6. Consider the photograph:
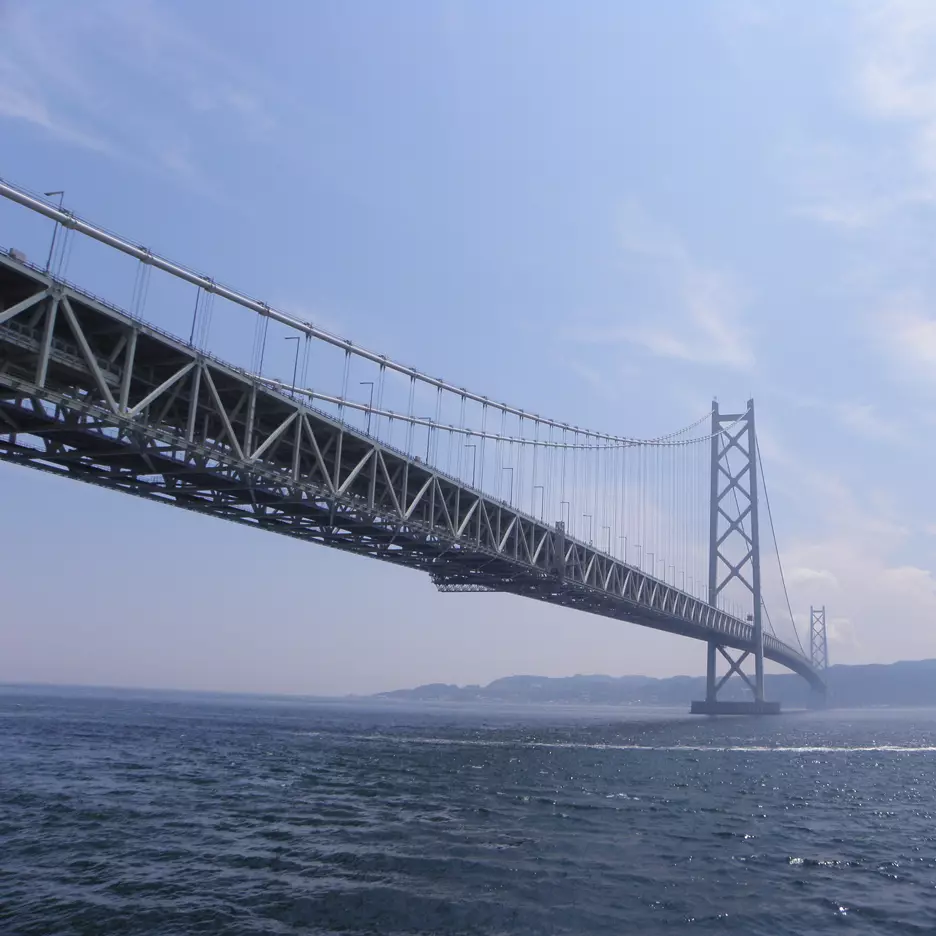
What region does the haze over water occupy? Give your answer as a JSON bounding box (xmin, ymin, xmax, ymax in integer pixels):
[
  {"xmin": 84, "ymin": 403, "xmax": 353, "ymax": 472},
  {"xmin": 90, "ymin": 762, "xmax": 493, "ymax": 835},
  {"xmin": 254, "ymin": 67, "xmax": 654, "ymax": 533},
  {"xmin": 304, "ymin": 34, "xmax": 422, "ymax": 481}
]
[{"xmin": 1, "ymin": 689, "xmax": 934, "ymax": 934}]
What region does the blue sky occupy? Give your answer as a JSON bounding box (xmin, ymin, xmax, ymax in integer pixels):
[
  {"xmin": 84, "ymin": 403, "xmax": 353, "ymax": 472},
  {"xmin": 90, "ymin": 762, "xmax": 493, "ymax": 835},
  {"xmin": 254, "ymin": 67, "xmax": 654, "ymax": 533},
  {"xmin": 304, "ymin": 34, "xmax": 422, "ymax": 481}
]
[{"xmin": 0, "ymin": 0, "xmax": 934, "ymax": 694}]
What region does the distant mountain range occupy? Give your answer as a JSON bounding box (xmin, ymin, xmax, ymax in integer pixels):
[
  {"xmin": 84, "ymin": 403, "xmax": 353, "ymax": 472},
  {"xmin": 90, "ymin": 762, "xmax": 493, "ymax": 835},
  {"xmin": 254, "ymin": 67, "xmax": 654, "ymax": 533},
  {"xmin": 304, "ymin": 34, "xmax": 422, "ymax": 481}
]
[{"xmin": 378, "ymin": 659, "xmax": 936, "ymax": 708}]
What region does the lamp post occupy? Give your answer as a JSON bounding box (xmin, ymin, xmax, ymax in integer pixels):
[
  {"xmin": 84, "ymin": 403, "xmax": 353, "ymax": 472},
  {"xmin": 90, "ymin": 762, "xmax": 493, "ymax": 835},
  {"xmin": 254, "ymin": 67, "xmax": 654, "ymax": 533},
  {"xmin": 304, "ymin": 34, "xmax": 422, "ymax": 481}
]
[
  {"xmin": 503, "ymin": 466, "xmax": 513, "ymax": 506},
  {"xmin": 533, "ymin": 485, "xmax": 545, "ymax": 520},
  {"xmin": 603, "ymin": 525, "xmax": 611, "ymax": 554},
  {"xmin": 284, "ymin": 336, "xmax": 300, "ymax": 398},
  {"xmin": 416, "ymin": 416, "xmax": 433, "ymax": 461},
  {"xmin": 44, "ymin": 190, "xmax": 64, "ymax": 273},
  {"xmin": 465, "ymin": 443, "xmax": 477, "ymax": 486},
  {"xmin": 583, "ymin": 513, "xmax": 593, "ymax": 544},
  {"xmin": 360, "ymin": 381, "xmax": 374, "ymax": 435}
]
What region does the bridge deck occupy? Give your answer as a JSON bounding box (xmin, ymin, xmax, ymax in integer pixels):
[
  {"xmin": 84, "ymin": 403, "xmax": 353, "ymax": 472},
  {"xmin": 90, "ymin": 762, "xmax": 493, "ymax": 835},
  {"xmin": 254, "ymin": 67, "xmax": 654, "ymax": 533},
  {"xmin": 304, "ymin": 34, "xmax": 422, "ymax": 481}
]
[{"xmin": 0, "ymin": 250, "xmax": 823, "ymax": 690}]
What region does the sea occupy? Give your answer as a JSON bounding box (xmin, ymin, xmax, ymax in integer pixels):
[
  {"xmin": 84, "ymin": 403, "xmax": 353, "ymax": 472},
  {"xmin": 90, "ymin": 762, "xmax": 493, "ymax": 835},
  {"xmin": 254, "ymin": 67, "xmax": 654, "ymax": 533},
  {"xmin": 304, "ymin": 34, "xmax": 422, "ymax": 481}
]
[{"xmin": 1, "ymin": 687, "xmax": 934, "ymax": 935}]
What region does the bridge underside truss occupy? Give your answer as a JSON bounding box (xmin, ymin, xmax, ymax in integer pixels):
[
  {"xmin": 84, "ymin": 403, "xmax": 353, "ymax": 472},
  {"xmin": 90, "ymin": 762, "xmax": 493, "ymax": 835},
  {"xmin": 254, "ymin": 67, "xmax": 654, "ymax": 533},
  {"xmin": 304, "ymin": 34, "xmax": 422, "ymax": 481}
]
[{"xmin": 0, "ymin": 252, "xmax": 823, "ymax": 690}]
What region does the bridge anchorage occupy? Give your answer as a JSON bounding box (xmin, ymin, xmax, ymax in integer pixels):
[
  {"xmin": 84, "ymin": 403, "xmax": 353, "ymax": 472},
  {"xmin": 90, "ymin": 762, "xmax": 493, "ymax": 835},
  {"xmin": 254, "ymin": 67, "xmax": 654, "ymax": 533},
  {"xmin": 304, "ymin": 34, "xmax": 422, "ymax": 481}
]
[{"xmin": 0, "ymin": 177, "xmax": 826, "ymax": 711}]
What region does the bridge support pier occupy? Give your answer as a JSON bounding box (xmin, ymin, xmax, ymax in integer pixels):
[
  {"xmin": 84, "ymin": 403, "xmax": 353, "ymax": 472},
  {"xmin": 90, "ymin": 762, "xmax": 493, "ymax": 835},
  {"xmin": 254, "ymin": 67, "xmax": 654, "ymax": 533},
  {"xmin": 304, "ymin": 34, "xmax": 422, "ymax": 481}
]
[
  {"xmin": 706, "ymin": 639, "xmax": 716, "ymax": 703},
  {"xmin": 690, "ymin": 640, "xmax": 781, "ymax": 714},
  {"xmin": 691, "ymin": 399, "xmax": 780, "ymax": 716}
]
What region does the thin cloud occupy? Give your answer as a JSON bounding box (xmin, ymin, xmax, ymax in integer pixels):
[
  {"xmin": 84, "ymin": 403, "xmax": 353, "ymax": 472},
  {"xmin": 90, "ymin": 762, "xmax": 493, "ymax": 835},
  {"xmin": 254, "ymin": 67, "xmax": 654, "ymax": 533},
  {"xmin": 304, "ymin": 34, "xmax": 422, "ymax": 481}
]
[
  {"xmin": 771, "ymin": 386, "xmax": 909, "ymax": 444},
  {"xmin": 873, "ymin": 292, "xmax": 936, "ymax": 388},
  {"xmin": 0, "ymin": 52, "xmax": 116, "ymax": 156},
  {"xmin": 766, "ymin": 464, "xmax": 934, "ymax": 664},
  {"xmin": 833, "ymin": 401, "xmax": 906, "ymax": 442},
  {"xmin": 631, "ymin": 265, "xmax": 754, "ymax": 369},
  {"xmin": 0, "ymin": 0, "xmax": 278, "ymax": 182},
  {"xmin": 857, "ymin": 0, "xmax": 936, "ymax": 150},
  {"xmin": 732, "ymin": 1, "xmax": 936, "ymax": 231},
  {"xmin": 566, "ymin": 207, "xmax": 755, "ymax": 370},
  {"xmin": 816, "ymin": 0, "xmax": 936, "ymax": 220}
]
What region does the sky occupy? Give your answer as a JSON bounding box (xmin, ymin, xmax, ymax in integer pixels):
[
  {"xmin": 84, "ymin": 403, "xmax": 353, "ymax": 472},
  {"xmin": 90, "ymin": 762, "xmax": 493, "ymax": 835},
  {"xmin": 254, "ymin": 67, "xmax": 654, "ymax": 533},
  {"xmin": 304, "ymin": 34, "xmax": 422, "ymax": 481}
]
[{"xmin": 0, "ymin": 0, "xmax": 935, "ymax": 695}]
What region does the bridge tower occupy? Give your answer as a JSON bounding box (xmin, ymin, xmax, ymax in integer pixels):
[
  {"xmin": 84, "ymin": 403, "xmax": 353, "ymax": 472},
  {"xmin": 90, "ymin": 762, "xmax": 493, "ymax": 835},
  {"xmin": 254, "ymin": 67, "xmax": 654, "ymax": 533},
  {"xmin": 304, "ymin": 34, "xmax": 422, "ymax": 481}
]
[
  {"xmin": 806, "ymin": 606, "xmax": 830, "ymax": 708},
  {"xmin": 809, "ymin": 606, "xmax": 829, "ymax": 671},
  {"xmin": 691, "ymin": 399, "xmax": 780, "ymax": 715}
]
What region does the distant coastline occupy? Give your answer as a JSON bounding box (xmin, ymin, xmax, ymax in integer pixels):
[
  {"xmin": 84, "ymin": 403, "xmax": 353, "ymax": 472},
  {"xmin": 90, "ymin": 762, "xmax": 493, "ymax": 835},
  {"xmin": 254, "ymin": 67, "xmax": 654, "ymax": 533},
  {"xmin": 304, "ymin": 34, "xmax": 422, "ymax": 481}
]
[{"xmin": 377, "ymin": 659, "xmax": 936, "ymax": 709}]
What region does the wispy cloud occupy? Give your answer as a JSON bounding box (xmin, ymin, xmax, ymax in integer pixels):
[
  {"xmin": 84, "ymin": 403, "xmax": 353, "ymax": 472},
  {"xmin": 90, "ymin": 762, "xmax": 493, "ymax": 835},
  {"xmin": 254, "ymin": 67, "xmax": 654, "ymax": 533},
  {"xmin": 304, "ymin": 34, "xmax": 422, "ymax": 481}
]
[
  {"xmin": 785, "ymin": 140, "xmax": 918, "ymax": 234},
  {"xmin": 770, "ymin": 386, "xmax": 909, "ymax": 443},
  {"xmin": 0, "ymin": 0, "xmax": 278, "ymax": 183},
  {"xmin": 856, "ymin": 0, "xmax": 936, "ymax": 178},
  {"xmin": 787, "ymin": 0, "xmax": 936, "ymax": 228},
  {"xmin": 566, "ymin": 207, "xmax": 755, "ymax": 369},
  {"xmin": 0, "ymin": 77, "xmax": 116, "ymax": 155},
  {"xmin": 832, "ymin": 400, "xmax": 904, "ymax": 441},
  {"xmin": 787, "ymin": 566, "xmax": 840, "ymax": 589},
  {"xmin": 716, "ymin": 0, "xmax": 936, "ymax": 232},
  {"xmin": 829, "ymin": 3, "xmax": 936, "ymax": 400},
  {"xmin": 565, "ymin": 358, "xmax": 642, "ymax": 402},
  {"xmin": 758, "ymin": 435, "xmax": 936, "ymax": 662},
  {"xmin": 731, "ymin": 1, "xmax": 936, "ymax": 408},
  {"xmin": 630, "ymin": 266, "xmax": 753, "ymax": 369},
  {"xmin": 872, "ymin": 291, "xmax": 936, "ymax": 389},
  {"xmin": 0, "ymin": 13, "xmax": 116, "ymax": 157}
]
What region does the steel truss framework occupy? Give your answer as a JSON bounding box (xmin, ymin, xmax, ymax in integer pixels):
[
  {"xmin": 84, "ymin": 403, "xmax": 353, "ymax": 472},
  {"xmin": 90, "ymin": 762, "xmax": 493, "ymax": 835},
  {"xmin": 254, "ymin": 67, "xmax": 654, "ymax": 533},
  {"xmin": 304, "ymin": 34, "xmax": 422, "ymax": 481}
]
[
  {"xmin": 810, "ymin": 606, "xmax": 829, "ymax": 671},
  {"xmin": 0, "ymin": 252, "xmax": 823, "ymax": 690},
  {"xmin": 703, "ymin": 401, "xmax": 770, "ymax": 705}
]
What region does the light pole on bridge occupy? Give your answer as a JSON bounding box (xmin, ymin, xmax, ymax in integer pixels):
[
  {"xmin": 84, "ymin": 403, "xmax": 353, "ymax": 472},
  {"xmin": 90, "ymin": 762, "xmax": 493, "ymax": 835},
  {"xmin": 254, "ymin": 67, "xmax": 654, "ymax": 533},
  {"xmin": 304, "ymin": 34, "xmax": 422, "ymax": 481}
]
[
  {"xmin": 502, "ymin": 466, "xmax": 513, "ymax": 506},
  {"xmin": 359, "ymin": 381, "xmax": 374, "ymax": 435},
  {"xmin": 465, "ymin": 443, "xmax": 477, "ymax": 487},
  {"xmin": 415, "ymin": 417, "xmax": 432, "ymax": 461},
  {"xmin": 583, "ymin": 513, "xmax": 592, "ymax": 545},
  {"xmin": 533, "ymin": 485, "xmax": 545, "ymax": 520},
  {"xmin": 43, "ymin": 190, "xmax": 64, "ymax": 274},
  {"xmin": 603, "ymin": 525, "xmax": 611, "ymax": 554},
  {"xmin": 284, "ymin": 336, "xmax": 300, "ymax": 399}
]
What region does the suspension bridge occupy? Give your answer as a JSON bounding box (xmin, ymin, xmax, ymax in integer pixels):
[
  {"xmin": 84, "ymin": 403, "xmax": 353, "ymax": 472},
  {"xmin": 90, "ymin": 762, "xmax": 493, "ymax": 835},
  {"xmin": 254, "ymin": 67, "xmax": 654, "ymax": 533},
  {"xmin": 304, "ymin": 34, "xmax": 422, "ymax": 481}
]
[{"xmin": 0, "ymin": 178, "xmax": 827, "ymax": 713}]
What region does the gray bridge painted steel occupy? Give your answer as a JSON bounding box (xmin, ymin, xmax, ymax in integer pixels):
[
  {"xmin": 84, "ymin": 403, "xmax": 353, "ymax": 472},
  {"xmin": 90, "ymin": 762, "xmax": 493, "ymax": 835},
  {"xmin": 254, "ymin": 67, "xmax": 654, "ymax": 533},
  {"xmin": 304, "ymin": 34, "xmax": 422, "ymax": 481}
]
[{"xmin": 0, "ymin": 251, "xmax": 824, "ymax": 690}]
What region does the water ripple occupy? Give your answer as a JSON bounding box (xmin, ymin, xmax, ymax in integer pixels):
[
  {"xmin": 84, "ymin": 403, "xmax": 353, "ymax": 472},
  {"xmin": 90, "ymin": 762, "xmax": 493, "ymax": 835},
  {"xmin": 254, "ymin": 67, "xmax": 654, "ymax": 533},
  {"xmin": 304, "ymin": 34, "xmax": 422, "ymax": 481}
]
[{"xmin": 1, "ymin": 693, "xmax": 935, "ymax": 934}]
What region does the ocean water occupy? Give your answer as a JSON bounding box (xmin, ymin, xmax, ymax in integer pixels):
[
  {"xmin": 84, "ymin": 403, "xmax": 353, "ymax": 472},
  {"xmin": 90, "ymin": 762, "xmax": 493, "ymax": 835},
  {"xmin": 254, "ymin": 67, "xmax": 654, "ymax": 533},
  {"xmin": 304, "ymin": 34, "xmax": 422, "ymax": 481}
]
[{"xmin": 1, "ymin": 689, "xmax": 935, "ymax": 935}]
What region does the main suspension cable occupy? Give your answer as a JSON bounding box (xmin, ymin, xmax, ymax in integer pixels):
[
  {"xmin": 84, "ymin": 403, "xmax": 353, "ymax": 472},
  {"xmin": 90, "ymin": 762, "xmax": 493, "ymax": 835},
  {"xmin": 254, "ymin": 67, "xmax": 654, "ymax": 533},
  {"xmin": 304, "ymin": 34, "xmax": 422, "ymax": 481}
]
[{"xmin": 756, "ymin": 437, "xmax": 806, "ymax": 657}]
